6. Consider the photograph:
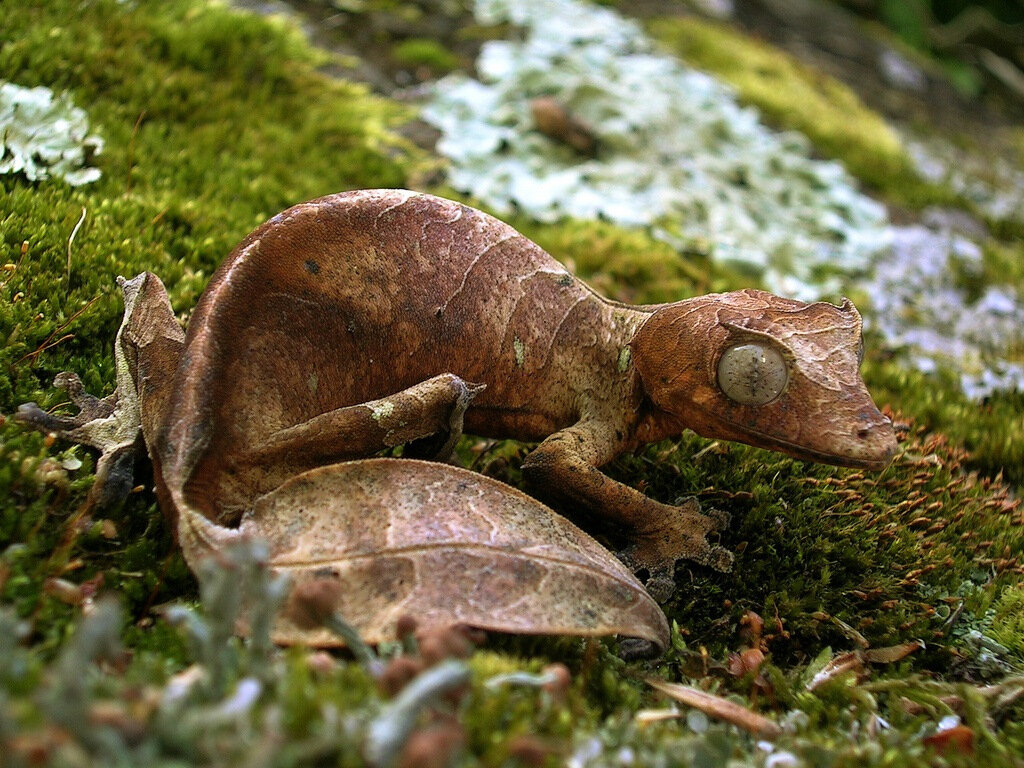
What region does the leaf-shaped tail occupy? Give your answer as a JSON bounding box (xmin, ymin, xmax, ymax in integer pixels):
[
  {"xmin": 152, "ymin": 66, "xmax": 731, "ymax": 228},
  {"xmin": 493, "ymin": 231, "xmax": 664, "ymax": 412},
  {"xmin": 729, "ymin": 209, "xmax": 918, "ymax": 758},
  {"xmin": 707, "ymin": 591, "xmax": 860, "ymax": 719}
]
[{"xmin": 175, "ymin": 458, "xmax": 670, "ymax": 650}]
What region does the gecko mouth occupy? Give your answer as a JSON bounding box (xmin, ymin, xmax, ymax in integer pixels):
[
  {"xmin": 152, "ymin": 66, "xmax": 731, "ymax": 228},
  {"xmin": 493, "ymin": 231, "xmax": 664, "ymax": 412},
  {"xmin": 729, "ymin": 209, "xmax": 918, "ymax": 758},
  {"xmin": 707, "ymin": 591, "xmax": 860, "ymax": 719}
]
[{"xmin": 717, "ymin": 420, "xmax": 897, "ymax": 470}]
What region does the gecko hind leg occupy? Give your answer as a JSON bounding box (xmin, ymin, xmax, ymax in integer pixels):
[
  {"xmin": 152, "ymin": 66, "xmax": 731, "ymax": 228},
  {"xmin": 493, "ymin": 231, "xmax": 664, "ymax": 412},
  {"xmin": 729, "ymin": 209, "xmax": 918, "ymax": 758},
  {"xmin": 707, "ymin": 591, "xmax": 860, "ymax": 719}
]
[
  {"xmin": 16, "ymin": 273, "xmax": 183, "ymax": 509},
  {"xmin": 243, "ymin": 374, "xmax": 486, "ymax": 475}
]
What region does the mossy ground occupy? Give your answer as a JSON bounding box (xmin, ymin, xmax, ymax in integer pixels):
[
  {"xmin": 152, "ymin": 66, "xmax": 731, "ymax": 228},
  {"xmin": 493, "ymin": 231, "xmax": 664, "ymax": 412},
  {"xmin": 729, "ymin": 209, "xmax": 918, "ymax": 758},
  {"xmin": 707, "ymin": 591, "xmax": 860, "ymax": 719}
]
[{"xmin": 2, "ymin": 1, "xmax": 1023, "ymax": 765}]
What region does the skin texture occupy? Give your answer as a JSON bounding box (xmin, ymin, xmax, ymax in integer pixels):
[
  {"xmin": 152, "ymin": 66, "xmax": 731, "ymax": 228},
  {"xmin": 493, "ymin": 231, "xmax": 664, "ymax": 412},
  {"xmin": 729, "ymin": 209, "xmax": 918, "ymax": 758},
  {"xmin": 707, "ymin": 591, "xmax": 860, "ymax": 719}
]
[{"xmin": 19, "ymin": 189, "xmax": 896, "ymax": 626}]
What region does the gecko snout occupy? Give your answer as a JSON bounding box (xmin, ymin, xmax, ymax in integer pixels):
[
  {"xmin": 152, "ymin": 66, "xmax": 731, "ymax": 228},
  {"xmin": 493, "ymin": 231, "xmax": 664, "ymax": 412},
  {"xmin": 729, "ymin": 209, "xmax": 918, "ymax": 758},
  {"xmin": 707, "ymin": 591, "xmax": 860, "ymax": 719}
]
[{"xmin": 849, "ymin": 409, "xmax": 898, "ymax": 468}]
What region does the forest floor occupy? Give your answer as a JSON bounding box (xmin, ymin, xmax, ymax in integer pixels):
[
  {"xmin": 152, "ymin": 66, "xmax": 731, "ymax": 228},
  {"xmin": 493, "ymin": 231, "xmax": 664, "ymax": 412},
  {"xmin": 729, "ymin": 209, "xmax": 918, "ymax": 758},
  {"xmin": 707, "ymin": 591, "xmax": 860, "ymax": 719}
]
[{"xmin": 2, "ymin": 0, "xmax": 1023, "ymax": 766}]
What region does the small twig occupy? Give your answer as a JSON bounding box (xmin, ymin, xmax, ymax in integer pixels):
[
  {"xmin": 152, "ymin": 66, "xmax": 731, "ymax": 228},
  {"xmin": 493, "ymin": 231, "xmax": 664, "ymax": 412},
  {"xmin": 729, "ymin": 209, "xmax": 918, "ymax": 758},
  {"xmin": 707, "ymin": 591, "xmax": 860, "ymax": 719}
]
[
  {"xmin": 15, "ymin": 295, "xmax": 100, "ymax": 365},
  {"xmin": 126, "ymin": 110, "xmax": 145, "ymax": 191},
  {"xmin": 646, "ymin": 677, "xmax": 782, "ymax": 738},
  {"xmin": 67, "ymin": 207, "xmax": 87, "ymax": 282}
]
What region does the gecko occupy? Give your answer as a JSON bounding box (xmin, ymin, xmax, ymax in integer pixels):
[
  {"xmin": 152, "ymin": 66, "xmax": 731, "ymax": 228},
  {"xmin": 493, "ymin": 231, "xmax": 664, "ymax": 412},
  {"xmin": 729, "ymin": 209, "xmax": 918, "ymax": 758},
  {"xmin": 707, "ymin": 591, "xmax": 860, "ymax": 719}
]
[{"xmin": 19, "ymin": 190, "xmax": 897, "ymax": 607}]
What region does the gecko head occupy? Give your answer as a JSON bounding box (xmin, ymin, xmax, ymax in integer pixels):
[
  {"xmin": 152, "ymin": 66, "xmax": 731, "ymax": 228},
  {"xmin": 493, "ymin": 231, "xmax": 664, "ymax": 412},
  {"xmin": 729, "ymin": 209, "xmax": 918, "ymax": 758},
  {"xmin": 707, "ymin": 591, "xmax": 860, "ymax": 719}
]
[{"xmin": 631, "ymin": 289, "xmax": 897, "ymax": 470}]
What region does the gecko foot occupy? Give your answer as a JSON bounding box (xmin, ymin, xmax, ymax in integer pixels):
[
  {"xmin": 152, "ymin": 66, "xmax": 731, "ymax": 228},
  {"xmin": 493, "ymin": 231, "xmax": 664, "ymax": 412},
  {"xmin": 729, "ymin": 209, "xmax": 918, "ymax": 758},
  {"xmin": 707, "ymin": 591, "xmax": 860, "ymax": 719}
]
[
  {"xmin": 619, "ymin": 497, "xmax": 734, "ymax": 602},
  {"xmin": 403, "ymin": 377, "xmax": 486, "ymax": 461},
  {"xmin": 17, "ymin": 373, "xmax": 116, "ymax": 434},
  {"xmin": 17, "ymin": 372, "xmax": 143, "ymax": 510}
]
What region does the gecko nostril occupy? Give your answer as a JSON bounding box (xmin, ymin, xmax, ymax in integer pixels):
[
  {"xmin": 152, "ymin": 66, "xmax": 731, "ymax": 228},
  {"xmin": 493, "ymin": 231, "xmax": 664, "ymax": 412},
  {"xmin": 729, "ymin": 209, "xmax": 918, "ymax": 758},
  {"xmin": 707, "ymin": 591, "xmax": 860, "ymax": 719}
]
[{"xmin": 857, "ymin": 427, "xmax": 871, "ymax": 439}]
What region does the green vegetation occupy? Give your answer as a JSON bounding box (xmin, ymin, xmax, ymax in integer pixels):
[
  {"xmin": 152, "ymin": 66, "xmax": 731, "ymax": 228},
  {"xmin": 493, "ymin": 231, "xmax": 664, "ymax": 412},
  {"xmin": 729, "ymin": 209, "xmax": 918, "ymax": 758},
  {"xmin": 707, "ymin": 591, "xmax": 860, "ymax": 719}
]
[
  {"xmin": 990, "ymin": 585, "xmax": 1024, "ymax": 661},
  {"xmin": 864, "ymin": 359, "xmax": 1024, "ymax": 488},
  {"xmin": 2, "ymin": 0, "xmax": 1024, "ymax": 765},
  {"xmin": 647, "ymin": 15, "xmax": 953, "ymax": 208},
  {"xmin": 833, "ymin": 0, "xmax": 1023, "ymax": 98},
  {"xmin": 0, "ymin": 0, "xmax": 416, "ymax": 646},
  {"xmin": 392, "ymin": 38, "xmax": 461, "ymax": 74}
]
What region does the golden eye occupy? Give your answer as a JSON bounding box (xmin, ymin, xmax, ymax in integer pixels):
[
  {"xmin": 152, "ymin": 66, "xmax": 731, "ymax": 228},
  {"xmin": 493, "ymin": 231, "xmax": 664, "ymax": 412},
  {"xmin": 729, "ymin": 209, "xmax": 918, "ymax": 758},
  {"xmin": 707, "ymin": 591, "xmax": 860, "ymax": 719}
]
[{"xmin": 717, "ymin": 343, "xmax": 788, "ymax": 406}]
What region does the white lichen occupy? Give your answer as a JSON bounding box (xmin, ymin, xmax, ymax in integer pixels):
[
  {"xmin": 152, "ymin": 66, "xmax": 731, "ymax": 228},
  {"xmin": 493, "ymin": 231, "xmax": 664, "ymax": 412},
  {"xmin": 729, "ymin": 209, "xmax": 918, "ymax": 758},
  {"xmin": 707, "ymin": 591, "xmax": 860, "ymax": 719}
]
[
  {"xmin": 423, "ymin": 0, "xmax": 889, "ymax": 301},
  {"xmin": 0, "ymin": 81, "xmax": 104, "ymax": 186},
  {"xmin": 369, "ymin": 401, "xmax": 396, "ymax": 423},
  {"xmin": 907, "ymin": 134, "xmax": 1024, "ymax": 224},
  {"xmin": 863, "ymin": 215, "xmax": 1024, "ymax": 400}
]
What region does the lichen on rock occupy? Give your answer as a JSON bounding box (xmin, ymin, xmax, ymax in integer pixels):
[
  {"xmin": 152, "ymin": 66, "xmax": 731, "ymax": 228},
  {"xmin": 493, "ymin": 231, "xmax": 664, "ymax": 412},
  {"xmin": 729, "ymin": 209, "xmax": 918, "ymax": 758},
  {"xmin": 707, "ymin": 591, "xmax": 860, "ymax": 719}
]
[
  {"xmin": 423, "ymin": 0, "xmax": 890, "ymax": 301},
  {"xmin": 0, "ymin": 81, "xmax": 104, "ymax": 186}
]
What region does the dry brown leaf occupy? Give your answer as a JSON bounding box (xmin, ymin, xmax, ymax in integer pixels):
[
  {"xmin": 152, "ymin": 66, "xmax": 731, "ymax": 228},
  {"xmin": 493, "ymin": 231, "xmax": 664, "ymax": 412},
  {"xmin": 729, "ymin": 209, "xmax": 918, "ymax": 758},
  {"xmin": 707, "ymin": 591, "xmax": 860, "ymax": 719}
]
[
  {"xmin": 806, "ymin": 651, "xmax": 866, "ymax": 691},
  {"xmin": 645, "ymin": 678, "xmax": 782, "ymax": 737},
  {"xmin": 923, "ymin": 724, "xmax": 974, "ymax": 755},
  {"xmin": 635, "ymin": 708, "xmax": 683, "ymax": 726},
  {"xmin": 808, "ymin": 641, "xmax": 925, "ymax": 692},
  {"xmin": 862, "ymin": 640, "xmax": 925, "ymax": 664},
  {"xmin": 181, "ymin": 459, "xmax": 669, "ymax": 648}
]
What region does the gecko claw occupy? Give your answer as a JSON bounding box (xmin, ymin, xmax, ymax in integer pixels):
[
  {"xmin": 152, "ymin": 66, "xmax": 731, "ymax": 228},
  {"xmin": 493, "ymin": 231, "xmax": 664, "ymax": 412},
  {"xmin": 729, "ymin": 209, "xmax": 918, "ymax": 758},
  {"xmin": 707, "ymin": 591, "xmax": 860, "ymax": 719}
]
[
  {"xmin": 618, "ymin": 497, "xmax": 734, "ymax": 600},
  {"xmin": 16, "ymin": 373, "xmax": 116, "ymax": 435},
  {"xmin": 704, "ymin": 507, "xmax": 731, "ymax": 532},
  {"xmin": 700, "ymin": 544, "xmax": 735, "ymax": 572}
]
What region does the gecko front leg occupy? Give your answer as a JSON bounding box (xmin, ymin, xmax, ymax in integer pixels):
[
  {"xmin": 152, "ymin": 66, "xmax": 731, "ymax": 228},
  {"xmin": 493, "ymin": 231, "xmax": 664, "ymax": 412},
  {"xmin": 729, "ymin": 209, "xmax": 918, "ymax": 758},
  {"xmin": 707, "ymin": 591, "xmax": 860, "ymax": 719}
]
[{"xmin": 521, "ymin": 420, "xmax": 732, "ymax": 601}]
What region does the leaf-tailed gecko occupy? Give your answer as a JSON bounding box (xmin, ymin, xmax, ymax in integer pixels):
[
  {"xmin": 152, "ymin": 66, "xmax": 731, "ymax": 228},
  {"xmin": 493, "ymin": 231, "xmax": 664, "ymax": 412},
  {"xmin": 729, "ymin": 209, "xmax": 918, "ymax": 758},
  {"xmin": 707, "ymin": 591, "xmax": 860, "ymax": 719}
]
[{"xmin": 19, "ymin": 190, "xmax": 896, "ymax": 603}]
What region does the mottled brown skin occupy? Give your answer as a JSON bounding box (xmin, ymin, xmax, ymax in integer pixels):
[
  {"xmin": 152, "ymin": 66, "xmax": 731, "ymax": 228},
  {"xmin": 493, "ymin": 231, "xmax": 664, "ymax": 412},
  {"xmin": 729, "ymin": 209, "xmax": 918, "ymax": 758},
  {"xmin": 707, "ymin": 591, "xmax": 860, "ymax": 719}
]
[{"xmin": 20, "ymin": 190, "xmax": 896, "ymax": 605}]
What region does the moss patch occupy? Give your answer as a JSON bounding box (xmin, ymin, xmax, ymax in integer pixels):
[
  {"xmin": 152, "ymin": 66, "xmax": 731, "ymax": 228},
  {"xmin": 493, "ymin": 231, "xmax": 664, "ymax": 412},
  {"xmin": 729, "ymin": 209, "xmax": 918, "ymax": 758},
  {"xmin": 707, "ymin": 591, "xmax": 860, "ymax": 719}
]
[
  {"xmin": 863, "ymin": 358, "xmax": 1024, "ymax": 488},
  {"xmin": 593, "ymin": 414, "xmax": 1024, "ymax": 666},
  {"xmin": 2, "ymin": 0, "xmax": 1024, "ymax": 764},
  {"xmin": 392, "ymin": 37, "xmax": 461, "ymax": 74},
  {"xmin": 0, "ymin": 0, "xmax": 418, "ymax": 643},
  {"xmin": 647, "ymin": 15, "xmax": 954, "ymax": 209},
  {"xmin": 990, "ymin": 585, "xmax": 1024, "ymax": 661}
]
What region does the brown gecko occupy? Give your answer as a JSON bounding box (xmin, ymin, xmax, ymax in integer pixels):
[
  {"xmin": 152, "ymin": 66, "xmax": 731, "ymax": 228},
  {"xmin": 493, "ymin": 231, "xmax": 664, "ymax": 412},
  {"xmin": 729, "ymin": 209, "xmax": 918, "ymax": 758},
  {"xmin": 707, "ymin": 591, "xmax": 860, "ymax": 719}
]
[{"xmin": 19, "ymin": 189, "xmax": 896, "ymax": 604}]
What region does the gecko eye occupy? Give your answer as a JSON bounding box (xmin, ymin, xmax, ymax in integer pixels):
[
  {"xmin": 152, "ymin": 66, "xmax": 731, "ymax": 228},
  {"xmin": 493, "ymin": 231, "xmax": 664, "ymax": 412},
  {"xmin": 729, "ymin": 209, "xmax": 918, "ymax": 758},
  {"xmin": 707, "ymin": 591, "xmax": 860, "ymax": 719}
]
[{"xmin": 717, "ymin": 343, "xmax": 788, "ymax": 406}]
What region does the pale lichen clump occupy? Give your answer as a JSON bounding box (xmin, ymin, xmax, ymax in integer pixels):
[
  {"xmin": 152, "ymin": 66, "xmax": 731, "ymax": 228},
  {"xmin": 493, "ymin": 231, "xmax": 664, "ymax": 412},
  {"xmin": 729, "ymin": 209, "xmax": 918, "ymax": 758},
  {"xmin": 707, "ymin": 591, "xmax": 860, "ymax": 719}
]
[
  {"xmin": 866, "ymin": 216, "xmax": 1024, "ymax": 399},
  {"xmin": 908, "ymin": 133, "xmax": 1024, "ymax": 224},
  {"xmin": 0, "ymin": 81, "xmax": 104, "ymax": 186},
  {"xmin": 423, "ymin": 0, "xmax": 890, "ymax": 302}
]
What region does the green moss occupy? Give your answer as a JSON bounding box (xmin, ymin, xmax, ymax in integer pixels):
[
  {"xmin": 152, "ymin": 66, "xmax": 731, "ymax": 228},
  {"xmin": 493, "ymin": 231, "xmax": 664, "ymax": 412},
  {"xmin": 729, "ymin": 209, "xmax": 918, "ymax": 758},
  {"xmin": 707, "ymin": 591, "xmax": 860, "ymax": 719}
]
[
  {"xmin": 1, "ymin": 0, "xmax": 418, "ymax": 646},
  {"xmin": 646, "ymin": 16, "xmax": 954, "ymax": 208},
  {"xmin": 989, "ymin": 586, "xmax": 1024, "ymax": 660},
  {"xmin": 392, "ymin": 38, "xmax": 461, "ymax": 73},
  {"xmin": 511, "ymin": 216, "xmax": 714, "ymax": 303},
  {"xmin": 3, "ymin": 0, "xmax": 1024, "ymax": 763},
  {"xmin": 863, "ymin": 357, "xmax": 1024, "ymax": 488},
  {"xmin": 595, "ymin": 413, "xmax": 1024, "ymax": 665}
]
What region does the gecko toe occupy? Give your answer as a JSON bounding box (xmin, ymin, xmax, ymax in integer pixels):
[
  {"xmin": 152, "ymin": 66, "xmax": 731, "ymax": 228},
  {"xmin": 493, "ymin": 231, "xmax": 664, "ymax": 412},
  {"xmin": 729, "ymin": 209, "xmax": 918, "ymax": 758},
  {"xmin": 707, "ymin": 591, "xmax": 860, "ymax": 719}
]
[
  {"xmin": 618, "ymin": 637, "xmax": 662, "ymax": 660},
  {"xmin": 644, "ymin": 571, "xmax": 676, "ymax": 603},
  {"xmin": 705, "ymin": 507, "xmax": 731, "ymax": 531},
  {"xmin": 703, "ymin": 545, "xmax": 734, "ymax": 573},
  {"xmin": 16, "ymin": 401, "xmax": 79, "ymax": 434}
]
